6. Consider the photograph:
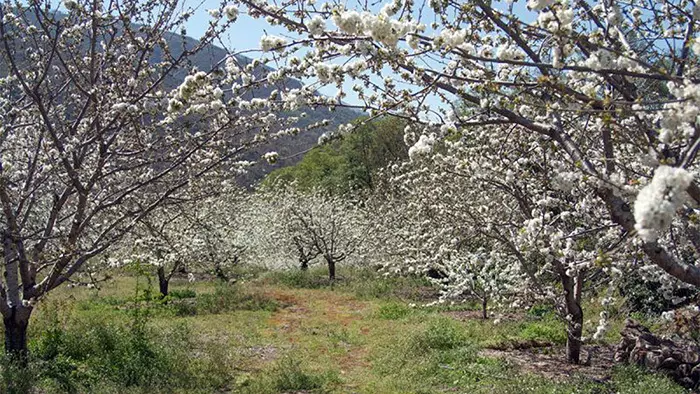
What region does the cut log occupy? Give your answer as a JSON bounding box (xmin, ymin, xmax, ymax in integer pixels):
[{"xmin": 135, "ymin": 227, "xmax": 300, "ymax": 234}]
[{"xmin": 615, "ymin": 319, "xmax": 700, "ymax": 389}]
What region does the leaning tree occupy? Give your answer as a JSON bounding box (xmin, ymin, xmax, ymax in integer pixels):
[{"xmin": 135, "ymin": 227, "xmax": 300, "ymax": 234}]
[{"xmin": 0, "ymin": 0, "xmax": 311, "ymax": 356}]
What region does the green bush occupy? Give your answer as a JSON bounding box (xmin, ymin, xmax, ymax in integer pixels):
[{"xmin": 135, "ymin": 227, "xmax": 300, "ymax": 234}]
[
  {"xmin": 0, "ymin": 355, "xmax": 38, "ymax": 394},
  {"xmin": 29, "ymin": 309, "xmax": 217, "ymax": 391},
  {"xmin": 19, "ymin": 285, "xmax": 237, "ymax": 392},
  {"xmin": 168, "ymin": 289, "xmax": 197, "ymax": 299}
]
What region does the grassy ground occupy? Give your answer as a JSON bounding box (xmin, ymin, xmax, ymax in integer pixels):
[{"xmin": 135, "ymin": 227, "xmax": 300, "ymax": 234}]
[{"xmin": 1, "ymin": 266, "xmax": 689, "ymax": 393}]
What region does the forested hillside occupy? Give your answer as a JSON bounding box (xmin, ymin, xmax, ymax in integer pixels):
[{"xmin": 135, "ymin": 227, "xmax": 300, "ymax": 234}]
[{"xmin": 263, "ymin": 117, "xmax": 408, "ymax": 192}]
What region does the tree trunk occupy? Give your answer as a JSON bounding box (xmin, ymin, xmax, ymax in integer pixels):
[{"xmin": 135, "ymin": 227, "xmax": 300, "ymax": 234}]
[
  {"xmin": 552, "ymin": 260, "xmax": 584, "ymax": 364},
  {"xmin": 482, "ymin": 297, "xmax": 488, "ymax": 320},
  {"xmin": 214, "ymin": 262, "xmax": 229, "ymax": 282},
  {"xmin": 300, "ymin": 259, "xmax": 309, "ymax": 271},
  {"xmin": 561, "ymin": 273, "xmax": 583, "ymax": 364},
  {"xmin": 326, "ymin": 256, "xmax": 336, "ymax": 281},
  {"xmin": 566, "ymin": 307, "xmax": 583, "ymax": 364},
  {"xmin": 4, "ymin": 306, "xmax": 31, "ymax": 360},
  {"xmin": 157, "ymin": 266, "xmax": 169, "ymax": 297}
]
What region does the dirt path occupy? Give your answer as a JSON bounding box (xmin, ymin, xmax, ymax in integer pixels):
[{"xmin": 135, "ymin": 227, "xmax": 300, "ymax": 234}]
[
  {"xmin": 256, "ymin": 287, "xmax": 375, "ymax": 376},
  {"xmin": 245, "ymin": 285, "xmax": 622, "ymax": 392}
]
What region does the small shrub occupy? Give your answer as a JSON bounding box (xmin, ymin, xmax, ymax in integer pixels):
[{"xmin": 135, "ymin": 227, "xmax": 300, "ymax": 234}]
[
  {"xmin": 25, "ymin": 279, "xmax": 236, "ymax": 392},
  {"xmin": 0, "ymin": 356, "xmax": 38, "ymax": 394}
]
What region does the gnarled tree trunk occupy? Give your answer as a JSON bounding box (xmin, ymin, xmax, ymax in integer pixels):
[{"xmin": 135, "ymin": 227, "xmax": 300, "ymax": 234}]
[
  {"xmin": 562, "ymin": 273, "xmax": 583, "ymax": 364},
  {"xmin": 554, "ymin": 261, "xmax": 584, "ymax": 364}
]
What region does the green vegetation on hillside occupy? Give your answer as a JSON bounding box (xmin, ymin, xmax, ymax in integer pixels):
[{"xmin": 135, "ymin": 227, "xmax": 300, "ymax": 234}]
[{"xmin": 263, "ymin": 117, "xmax": 408, "ymax": 193}]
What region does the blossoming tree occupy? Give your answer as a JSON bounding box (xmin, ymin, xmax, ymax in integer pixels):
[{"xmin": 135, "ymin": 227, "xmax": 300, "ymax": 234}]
[
  {"xmin": 235, "ymin": 0, "xmax": 700, "ymax": 363},
  {"xmin": 374, "ymin": 125, "xmax": 632, "ymax": 362},
  {"xmin": 128, "ymin": 187, "xmax": 247, "ymax": 297},
  {"xmin": 251, "ymin": 187, "xmax": 368, "ymax": 279},
  {"xmin": 0, "ymin": 0, "xmax": 311, "ymax": 356}
]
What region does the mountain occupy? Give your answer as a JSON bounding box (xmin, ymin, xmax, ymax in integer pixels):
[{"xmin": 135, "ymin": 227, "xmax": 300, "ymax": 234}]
[{"xmin": 161, "ymin": 32, "xmax": 362, "ymax": 187}]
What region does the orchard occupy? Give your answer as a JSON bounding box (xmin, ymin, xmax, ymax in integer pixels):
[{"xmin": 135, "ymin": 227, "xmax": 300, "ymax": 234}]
[{"xmin": 0, "ymin": 0, "xmax": 699, "ymax": 391}]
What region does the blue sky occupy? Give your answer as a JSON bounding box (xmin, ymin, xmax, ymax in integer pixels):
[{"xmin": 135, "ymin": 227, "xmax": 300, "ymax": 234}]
[{"xmin": 184, "ymin": 0, "xmax": 285, "ymax": 53}]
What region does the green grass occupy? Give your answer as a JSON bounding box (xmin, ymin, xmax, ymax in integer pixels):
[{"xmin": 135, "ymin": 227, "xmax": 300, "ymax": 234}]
[
  {"xmin": 413, "ymin": 317, "xmax": 470, "ymax": 351},
  {"xmin": 236, "ymin": 356, "xmax": 342, "ymax": 393},
  {"xmin": 376, "ymin": 302, "xmax": 414, "ymax": 320},
  {"xmin": 0, "ymin": 267, "xmax": 690, "ymax": 393},
  {"xmin": 260, "ymin": 265, "xmax": 435, "ymax": 301}
]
